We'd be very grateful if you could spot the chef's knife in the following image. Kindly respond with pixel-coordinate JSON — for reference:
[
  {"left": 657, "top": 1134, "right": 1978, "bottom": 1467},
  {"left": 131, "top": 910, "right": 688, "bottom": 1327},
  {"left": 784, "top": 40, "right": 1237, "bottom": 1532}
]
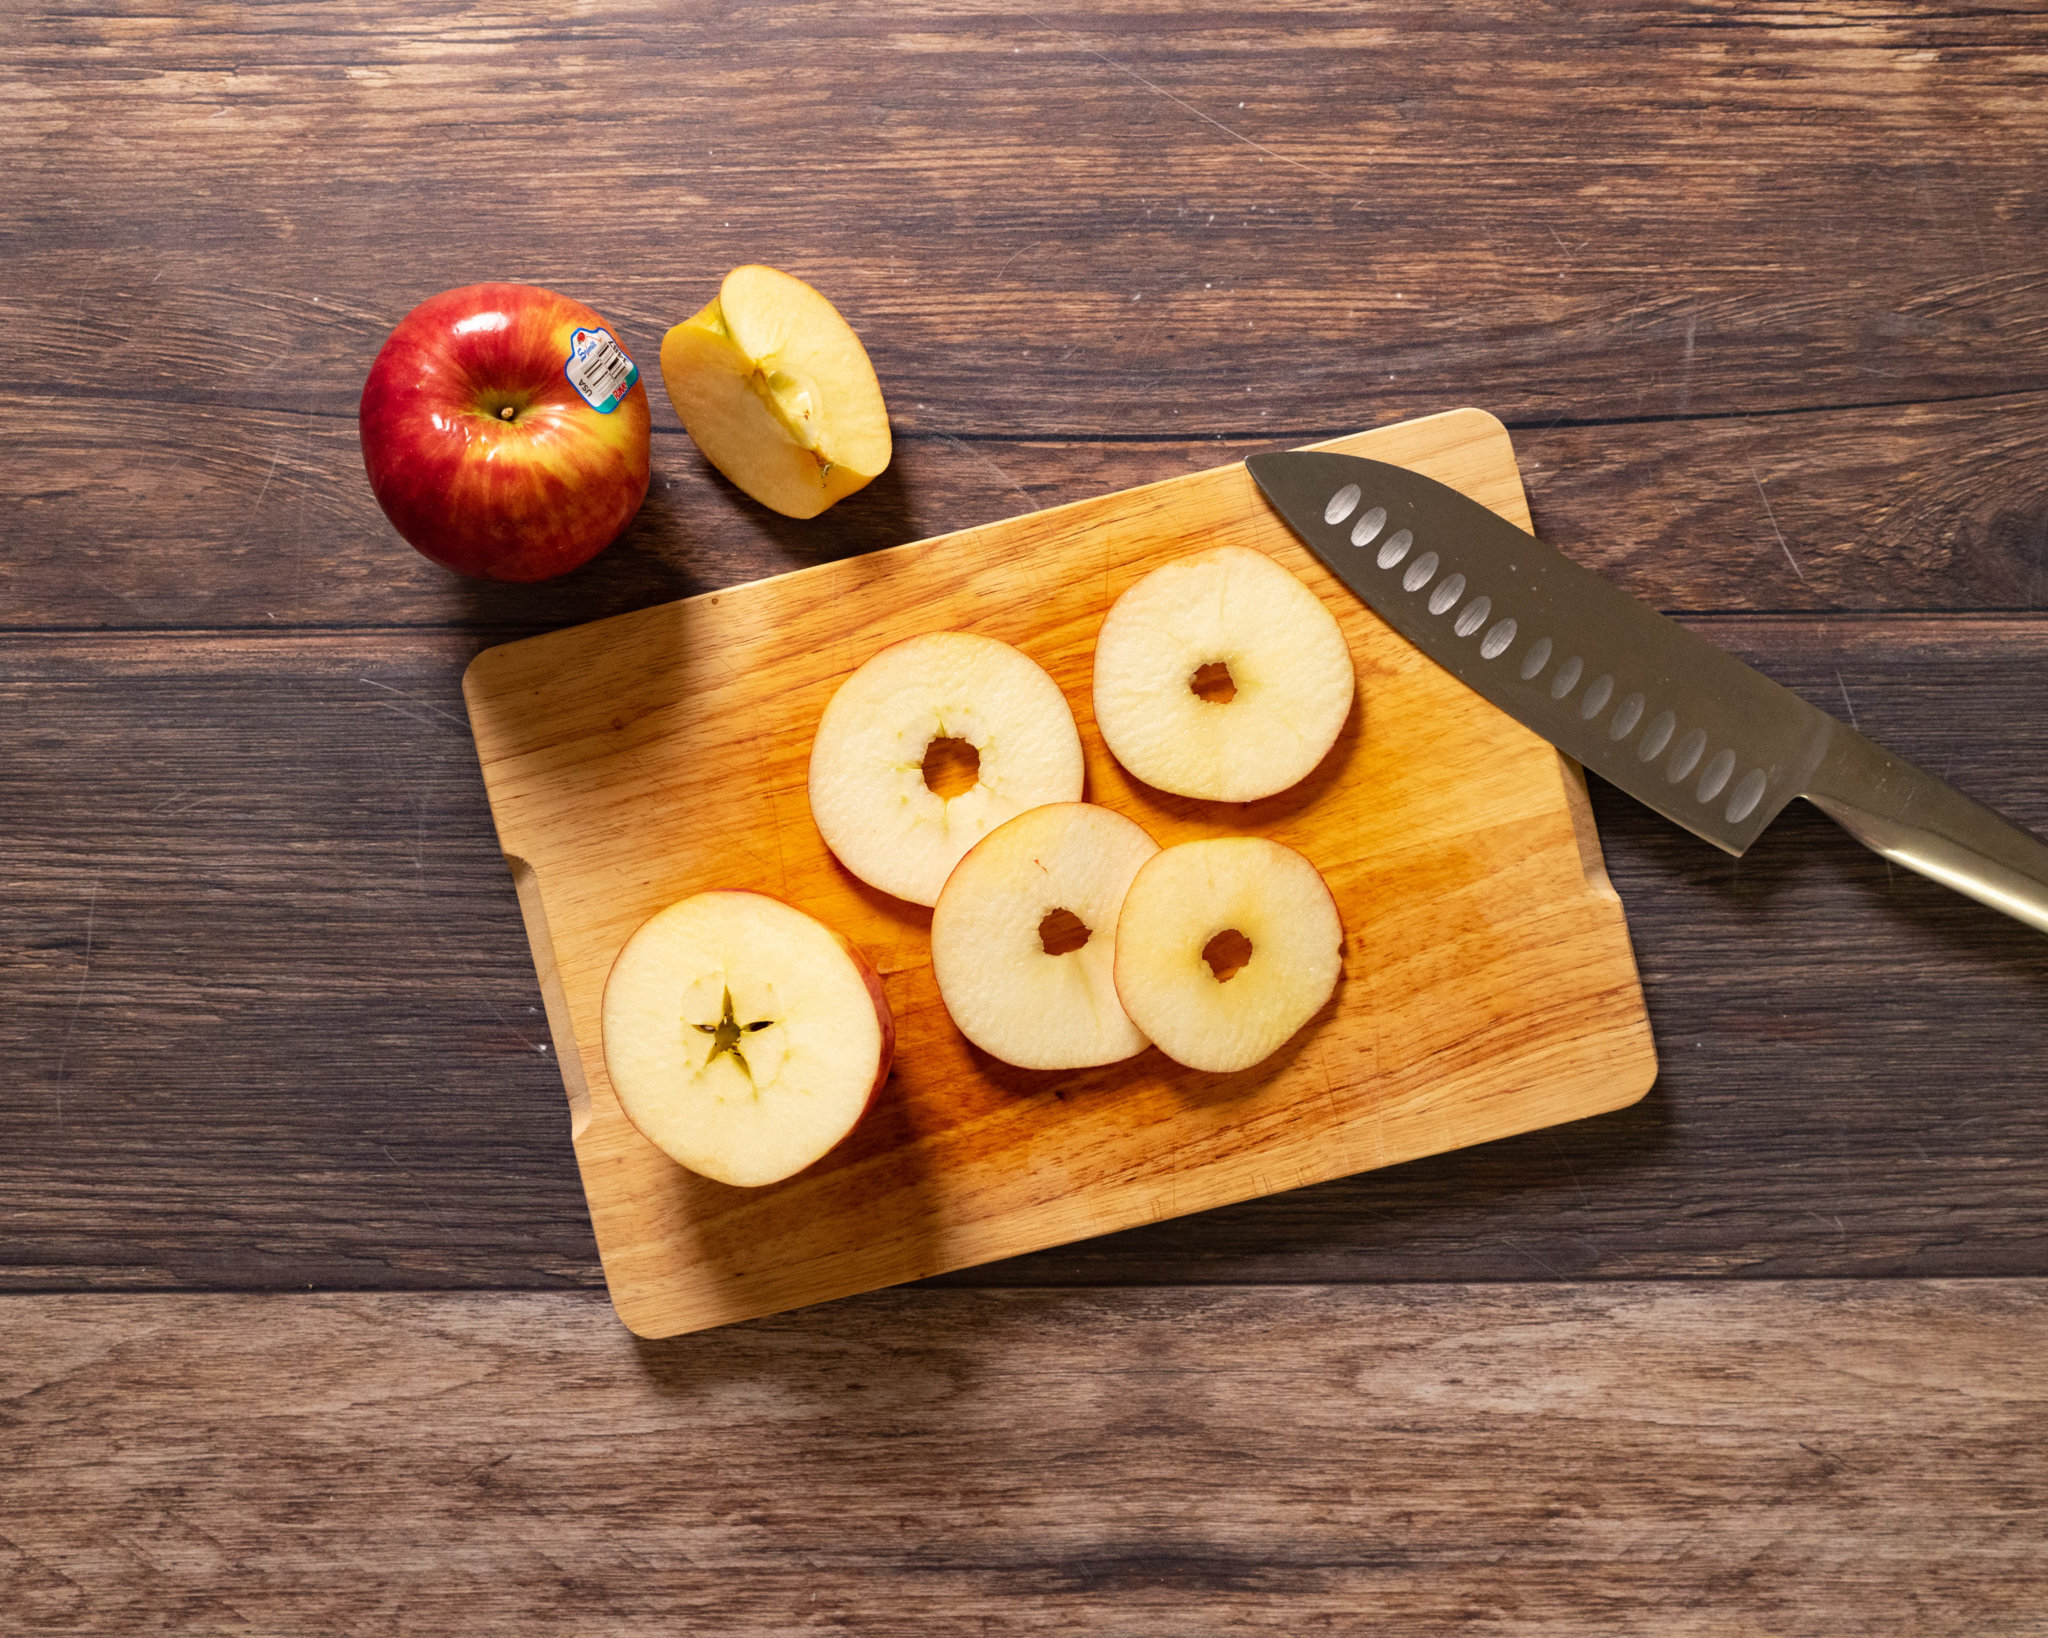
[{"left": 1245, "top": 449, "right": 2048, "bottom": 936}]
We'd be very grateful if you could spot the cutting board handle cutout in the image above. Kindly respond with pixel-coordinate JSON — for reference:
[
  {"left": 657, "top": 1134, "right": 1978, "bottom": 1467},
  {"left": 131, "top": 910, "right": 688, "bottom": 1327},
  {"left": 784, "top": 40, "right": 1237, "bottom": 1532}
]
[{"left": 508, "top": 854, "right": 592, "bottom": 1138}]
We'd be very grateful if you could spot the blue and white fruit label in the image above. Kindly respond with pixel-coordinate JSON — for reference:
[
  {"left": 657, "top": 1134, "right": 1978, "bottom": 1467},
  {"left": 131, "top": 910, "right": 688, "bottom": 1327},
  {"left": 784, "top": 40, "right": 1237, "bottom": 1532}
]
[{"left": 565, "top": 326, "right": 640, "bottom": 414}]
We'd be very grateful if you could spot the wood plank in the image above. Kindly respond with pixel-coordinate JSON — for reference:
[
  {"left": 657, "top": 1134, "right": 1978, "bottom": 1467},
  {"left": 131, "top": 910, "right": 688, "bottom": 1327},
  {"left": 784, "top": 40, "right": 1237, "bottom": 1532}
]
[
  {"left": 0, "top": 632, "right": 599, "bottom": 1289},
  {"left": 463, "top": 408, "right": 1653, "bottom": 1336},
  {"left": 9, "top": 392, "right": 2047, "bottom": 631},
  {"left": 3, "top": 1283, "right": 2044, "bottom": 1633},
  {"left": 5, "top": 618, "right": 2048, "bottom": 1292},
  {"left": 7, "top": 2, "right": 2046, "bottom": 432}
]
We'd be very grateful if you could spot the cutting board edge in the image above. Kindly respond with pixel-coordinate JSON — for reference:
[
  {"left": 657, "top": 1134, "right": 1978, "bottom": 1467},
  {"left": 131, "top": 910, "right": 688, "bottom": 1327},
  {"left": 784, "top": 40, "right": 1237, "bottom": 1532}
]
[
  {"left": 463, "top": 406, "right": 1657, "bottom": 1339},
  {"left": 600, "top": 1001, "right": 1659, "bottom": 1340}
]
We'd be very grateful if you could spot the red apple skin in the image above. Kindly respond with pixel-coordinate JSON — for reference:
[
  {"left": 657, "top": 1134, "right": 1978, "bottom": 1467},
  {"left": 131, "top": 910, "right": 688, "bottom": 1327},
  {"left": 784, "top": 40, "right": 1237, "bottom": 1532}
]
[{"left": 360, "top": 283, "right": 652, "bottom": 582}]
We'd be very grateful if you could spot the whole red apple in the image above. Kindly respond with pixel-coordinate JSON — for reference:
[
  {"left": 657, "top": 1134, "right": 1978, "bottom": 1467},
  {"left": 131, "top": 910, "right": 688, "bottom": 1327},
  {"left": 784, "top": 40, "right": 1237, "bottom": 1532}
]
[{"left": 360, "top": 283, "right": 652, "bottom": 581}]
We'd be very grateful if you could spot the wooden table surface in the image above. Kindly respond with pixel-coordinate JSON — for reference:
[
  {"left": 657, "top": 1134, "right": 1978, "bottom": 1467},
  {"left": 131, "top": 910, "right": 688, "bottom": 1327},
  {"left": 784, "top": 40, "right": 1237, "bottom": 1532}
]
[{"left": 7, "top": 4, "right": 2047, "bottom": 1631}]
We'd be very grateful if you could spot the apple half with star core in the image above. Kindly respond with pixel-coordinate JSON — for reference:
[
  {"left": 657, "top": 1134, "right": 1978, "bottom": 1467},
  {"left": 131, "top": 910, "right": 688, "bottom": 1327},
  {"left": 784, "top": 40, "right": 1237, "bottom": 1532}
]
[
  {"left": 1094, "top": 544, "right": 1355, "bottom": 801},
  {"left": 931, "top": 802, "right": 1160, "bottom": 1071},
  {"left": 808, "top": 631, "right": 1085, "bottom": 907},
  {"left": 360, "top": 282, "right": 651, "bottom": 581},
  {"left": 1113, "top": 836, "right": 1344, "bottom": 1074},
  {"left": 601, "top": 890, "right": 894, "bottom": 1188},
  {"left": 660, "top": 265, "right": 892, "bottom": 519}
]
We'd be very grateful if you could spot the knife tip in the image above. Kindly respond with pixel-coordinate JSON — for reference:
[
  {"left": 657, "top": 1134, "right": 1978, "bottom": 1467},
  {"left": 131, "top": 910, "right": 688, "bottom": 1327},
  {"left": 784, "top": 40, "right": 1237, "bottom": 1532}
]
[{"left": 1243, "top": 449, "right": 1293, "bottom": 497}]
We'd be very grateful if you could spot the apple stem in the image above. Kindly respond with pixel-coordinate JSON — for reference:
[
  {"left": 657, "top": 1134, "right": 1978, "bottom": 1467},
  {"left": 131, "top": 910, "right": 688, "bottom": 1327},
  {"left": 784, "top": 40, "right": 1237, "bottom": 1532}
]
[{"left": 499, "top": 405, "right": 516, "bottom": 421}]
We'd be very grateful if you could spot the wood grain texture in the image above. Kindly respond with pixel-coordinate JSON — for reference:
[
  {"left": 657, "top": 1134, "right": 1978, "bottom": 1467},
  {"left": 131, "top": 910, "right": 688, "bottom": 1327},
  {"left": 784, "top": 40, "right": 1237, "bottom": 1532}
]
[
  {"left": 9, "top": 0, "right": 2048, "bottom": 1619},
  {"left": 10, "top": 390, "right": 2047, "bottom": 631},
  {"left": 0, "top": 632, "right": 599, "bottom": 1289},
  {"left": 6, "top": 618, "right": 2047, "bottom": 1293},
  {"left": 5, "top": 1282, "right": 2045, "bottom": 1635},
  {"left": 465, "top": 410, "right": 1653, "bottom": 1335},
  {"left": 7, "top": 1, "right": 2046, "bottom": 434}
]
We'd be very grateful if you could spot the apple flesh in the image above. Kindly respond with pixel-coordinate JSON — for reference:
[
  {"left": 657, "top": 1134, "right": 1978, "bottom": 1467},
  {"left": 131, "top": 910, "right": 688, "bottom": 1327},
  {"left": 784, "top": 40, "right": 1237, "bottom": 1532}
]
[
  {"left": 932, "top": 803, "right": 1159, "bottom": 1070},
  {"left": 808, "top": 631, "right": 1085, "bottom": 907},
  {"left": 1112, "top": 837, "right": 1343, "bottom": 1073},
  {"left": 661, "top": 265, "right": 892, "bottom": 519},
  {"left": 601, "top": 890, "right": 894, "bottom": 1187},
  {"left": 1094, "top": 545, "right": 1355, "bottom": 801},
  {"left": 359, "top": 283, "right": 651, "bottom": 581}
]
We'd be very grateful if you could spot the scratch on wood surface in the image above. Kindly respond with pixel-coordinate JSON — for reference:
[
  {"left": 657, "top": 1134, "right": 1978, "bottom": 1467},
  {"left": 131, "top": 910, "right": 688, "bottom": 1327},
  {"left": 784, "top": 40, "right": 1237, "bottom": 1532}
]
[
  {"left": 157, "top": 792, "right": 228, "bottom": 816},
  {"left": 992, "top": 239, "right": 1047, "bottom": 282},
  {"left": 54, "top": 878, "right": 100, "bottom": 1124},
  {"left": 360, "top": 677, "right": 470, "bottom": 731},
  {"left": 1499, "top": 1236, "right": 1568, "bottom": 1280},
  {"left": 1749, "top": 462, "right": 1807, "bottom": 585},
  {"left": 382, "top": 1145, "right": 457, "bottom": 1227},
  {"left": 1022, "top": 12, "right": 1342, "bottom": 184},
  {"left": 1550, "top": 1132, "right": 1591, "bottom": 1211},
  {"left": 478, "top": 998, "right": 544, "bottom": 1055},
  {"left": 252, "top": 442, "right": 285, "bottom": 510},
  {"left": 1679, "top": 308, "right": 1698, "bottom": 414},
  {"left": 940, "top": 433, "right": 1036, "bottom": 513}
]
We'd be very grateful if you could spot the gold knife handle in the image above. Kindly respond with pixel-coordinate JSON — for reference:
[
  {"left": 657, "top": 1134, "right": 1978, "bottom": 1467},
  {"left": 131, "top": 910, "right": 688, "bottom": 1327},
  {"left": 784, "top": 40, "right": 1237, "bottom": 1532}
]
[{"left": 1804, "top": 728, "right": 2048, "bottom": 935}]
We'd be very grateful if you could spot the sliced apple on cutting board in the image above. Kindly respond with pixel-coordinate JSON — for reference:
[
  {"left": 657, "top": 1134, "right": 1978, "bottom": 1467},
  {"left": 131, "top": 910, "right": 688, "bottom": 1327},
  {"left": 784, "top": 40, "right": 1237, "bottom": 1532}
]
[
  {"left": 660, "top": 265, "right": 892, "bottom": 518},
  {"left": 1094, "top": 544, "right": 1356, "bottom": 802},
  {"left": 808, "top": 631, "right": 1086, "bottom": 907},
  {"left": 1113, "top": 836, "right": 1344, "bottom": 1074},
  {"left": 932, "top": 802, "right": 1160, "bottom": 1071},
  {"left": 602, "top": 890, "right": 894, "bottom": 1187}
]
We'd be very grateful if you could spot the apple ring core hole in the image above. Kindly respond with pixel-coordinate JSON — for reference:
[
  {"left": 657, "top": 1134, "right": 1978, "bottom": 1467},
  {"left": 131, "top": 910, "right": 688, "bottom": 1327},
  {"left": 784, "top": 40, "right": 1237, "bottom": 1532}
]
[
  {"left": 1190, "top": 660, "right": 1238, "bottom": 704},
  {"left": 1202, "top": 928, "right": 1254, "bottom": 983},
  {"left": 922, "top": 735, "right": 981, "bottom": 798},
  {"left": 1038, "top": 907, "right": 1092, "bottom": 957}
]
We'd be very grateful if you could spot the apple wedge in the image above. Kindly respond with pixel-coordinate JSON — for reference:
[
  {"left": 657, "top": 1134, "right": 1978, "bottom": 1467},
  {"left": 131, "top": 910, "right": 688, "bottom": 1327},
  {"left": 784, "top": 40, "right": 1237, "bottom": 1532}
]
[
  {"left": 660, "top": 265, "right": 892, "bottom": 518},
  {"left": 1113, "top": 837, "right": 1343, "bottom": 1074},
  {"left": 809, "top": 631, "right": 1086, "bottom": 906},
  {"left": 1094, "top": 544, "right": 1355, "bottom": 802},
  {"left": 932, "top": 802, "right": 1160, "bottom": 1070},
  {"left": 602, "top": 890, "right": 894, "bottom": 1187}
]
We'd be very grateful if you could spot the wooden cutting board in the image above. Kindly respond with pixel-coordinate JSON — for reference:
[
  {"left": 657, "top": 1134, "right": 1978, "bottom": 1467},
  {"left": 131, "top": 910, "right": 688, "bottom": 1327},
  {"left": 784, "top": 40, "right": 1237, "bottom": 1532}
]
[{"left": 464, "top": 407, "right": 1655, "bottom": 1338}]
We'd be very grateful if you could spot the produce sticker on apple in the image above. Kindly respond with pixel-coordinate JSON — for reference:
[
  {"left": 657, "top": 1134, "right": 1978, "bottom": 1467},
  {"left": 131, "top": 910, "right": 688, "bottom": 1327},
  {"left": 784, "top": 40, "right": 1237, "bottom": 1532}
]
[{"left": 565, "top": 325, "right": 640, "bottom": 415}]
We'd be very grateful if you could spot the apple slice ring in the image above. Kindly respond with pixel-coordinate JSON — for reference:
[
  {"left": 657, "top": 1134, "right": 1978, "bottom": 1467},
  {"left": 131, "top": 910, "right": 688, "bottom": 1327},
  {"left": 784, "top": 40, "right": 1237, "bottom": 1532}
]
[
  {"left": 1112, "top": 837, "right": 1344, "bottom": 1074},
  {"left": 808, "top": 631, "right": 1086, "bottom": 907},
  {"left": 1093, "top": 544, "right": 1356, "bottom": 802},
  {"left": 602, "top": 890, "right": 894, "bottom": 1188},
  {"left": 932, "top": 803, "right": 1160, "bottom": 1071}
]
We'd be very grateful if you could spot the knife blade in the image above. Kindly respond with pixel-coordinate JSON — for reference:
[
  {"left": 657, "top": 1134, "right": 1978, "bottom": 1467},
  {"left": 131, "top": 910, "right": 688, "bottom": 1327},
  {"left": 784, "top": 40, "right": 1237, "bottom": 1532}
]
[{"left": 1245, "top": 448, "right": 2048, "bottom": 936}]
